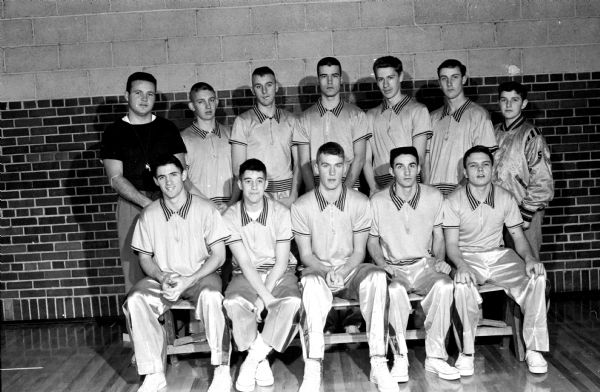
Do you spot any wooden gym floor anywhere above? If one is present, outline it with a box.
[2,294,599,392]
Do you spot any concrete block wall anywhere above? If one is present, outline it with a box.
[1,0,600,100]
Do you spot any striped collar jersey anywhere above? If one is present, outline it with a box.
[367,96,431,188]
[230,105,297,192]
[181,121,233,204]
[427,99,497,195]
[443,184,523,253]
[291,186,372,269]
[131,194,231,276]
[293,98,371,178]
[223,196,295,274]
[370,183,443,264]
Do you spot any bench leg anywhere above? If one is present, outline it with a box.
[164,310,179,366]
[506,300,525,362]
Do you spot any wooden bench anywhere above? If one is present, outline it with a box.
[163,283,524,364]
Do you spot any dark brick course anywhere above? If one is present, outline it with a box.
[1,72,599,321]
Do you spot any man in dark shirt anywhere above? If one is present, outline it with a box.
[101,72,186,292]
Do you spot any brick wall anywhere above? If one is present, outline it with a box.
[1,71,599,321]
[1,0,600,101]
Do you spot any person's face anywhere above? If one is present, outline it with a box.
[188,89,218,121]
[499,90,527,123]
[318,65,342,98]
[154,163,187,200]
[126,80,156,117]
[315,153,345,191]
[438,67,466,100]
[389,154,419,189]
[252,74,278,107]
[238,170,267,204]
[375,67,402,101]
[464,152,493,187]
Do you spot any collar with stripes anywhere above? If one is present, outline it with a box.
[441,99,472,122]
[381,95,411,115]
[253,105,281,124]
[190,121,221,139]
[389,182,421,210]
[160,193,192,220]
[316,99,344,117]
[315,185,347,212]
[466,183,495,211]
[241,196,269,226]
[501,114,526,132]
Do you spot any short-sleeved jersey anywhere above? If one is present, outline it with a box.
[370,183,443,264]
[442,184,522,252]
[100,115,187,191]
[493,114,554,221]
[293,99,370,178]
[181,122,233,204]
[131,193,230,276]
[291,186,372,269]
[428,100,497,195]
[367,96,431,187]
[223,196,295,274]
[230,106,296,193]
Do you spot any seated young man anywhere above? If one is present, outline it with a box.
[492,81,554,258]
[123,154,232,392]
[368,146,459,382]
[222,158,301,392]
[444,146,549,376]
[291,142,398,392]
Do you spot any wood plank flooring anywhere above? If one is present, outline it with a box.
[2,294,599,392]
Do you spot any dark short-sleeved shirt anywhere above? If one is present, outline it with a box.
[100,116,187,191]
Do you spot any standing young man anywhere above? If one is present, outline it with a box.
[295,57,370,190]
[123,154,232,392]
[222,159,301,392]
[292,142,397,392]
[181,82,236,213]
[364,56,431,193]
[230,67,300,207]
[444,146,549,376]
[101,72,187,291]
[492,81,554,258]
[426,59,497,196]
[368,147,459,382]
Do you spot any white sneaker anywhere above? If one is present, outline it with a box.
[138,372,166,392]
[255,359,274,387]
[390,354,409,383]
[425,357,460,380]
[526,350,548,374]
[299,358,322,392]
[369,356,399,392]
[454,353,474,377]
[208,365,232,392]
[235,356,258,392]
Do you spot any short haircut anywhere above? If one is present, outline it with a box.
[126,72,157,93]
[189,82,215,101]
[463,145,494,169]
[373,56,403,76]
[239,158,267,178]
[390,146,419,167]
[437,59,467,77]
[317,57,342,75]
[151,154,184,177]
[316,141,345,163]
[498,81,528,100]
[252,66,276,79]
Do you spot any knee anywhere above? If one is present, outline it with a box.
[432,277,454,295]
[301,273,325,289]
[453,282,472,298]
[388,280,407,297]
[366,268,387,285]
[199,287,224,305]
